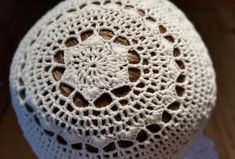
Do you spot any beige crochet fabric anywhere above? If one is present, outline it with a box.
[9,0,216,159]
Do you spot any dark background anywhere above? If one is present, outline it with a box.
[0,0,235,158]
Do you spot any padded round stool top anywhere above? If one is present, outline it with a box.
[9,0,216,159]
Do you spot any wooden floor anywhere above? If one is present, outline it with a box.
[0,0,235,159]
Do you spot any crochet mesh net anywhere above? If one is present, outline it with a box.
[9,0,216,158]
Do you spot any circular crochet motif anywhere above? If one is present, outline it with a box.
[9,0,216,159]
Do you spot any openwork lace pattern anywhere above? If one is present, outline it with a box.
[9,0,216,159]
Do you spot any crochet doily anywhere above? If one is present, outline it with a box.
[9,0,216,159]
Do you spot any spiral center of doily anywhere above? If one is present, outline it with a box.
[63,42,129,99]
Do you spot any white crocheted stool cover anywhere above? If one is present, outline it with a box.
[9,0,216,159]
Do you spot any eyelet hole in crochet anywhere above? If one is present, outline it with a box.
[72,143,82,150]
[176,74,186,83]
[20,63,25,71]
[67,8,77,13]
[167,101,180,110]
[124,5,134,9]
[146,124,161,133]
[92,1,101,5]
[159,25,167,34]
[115,1,122,6]
[119,99,128,106]
[162,111,172,123]
[85,144,99,153]
[164,35,175,43]
[137,9,145,16]
[136,129,148,142]
[56,135,67,145]
[33,115,41,126]
[175,86,185,97]
[44,129,54,137]
[79,3,87,9]
[66,104,74,112]
[73,92,89,107]
[24,103,34,113]
[111,86,131,97]
[80,30,94,41]
[99,29,114,40]
[65,37,79,47]
[60,83,74,97]
[133,103,141,110]
[19,89,26,100]
[110,104,118,111]
[128,67,140,82]
[104,0,111,5]
[173,48,181,57]
[52,67,65,81]
[114,36,130,46]
[175,60,185,69]
[94,93,113,108]
[54,51,64,64]
[128,50,140,64]
[146,16,156,22]
[117,140,134,148]
[30,40,36,46]
[103,142,116,152]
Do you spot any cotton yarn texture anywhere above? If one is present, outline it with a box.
[9,0,216,159]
